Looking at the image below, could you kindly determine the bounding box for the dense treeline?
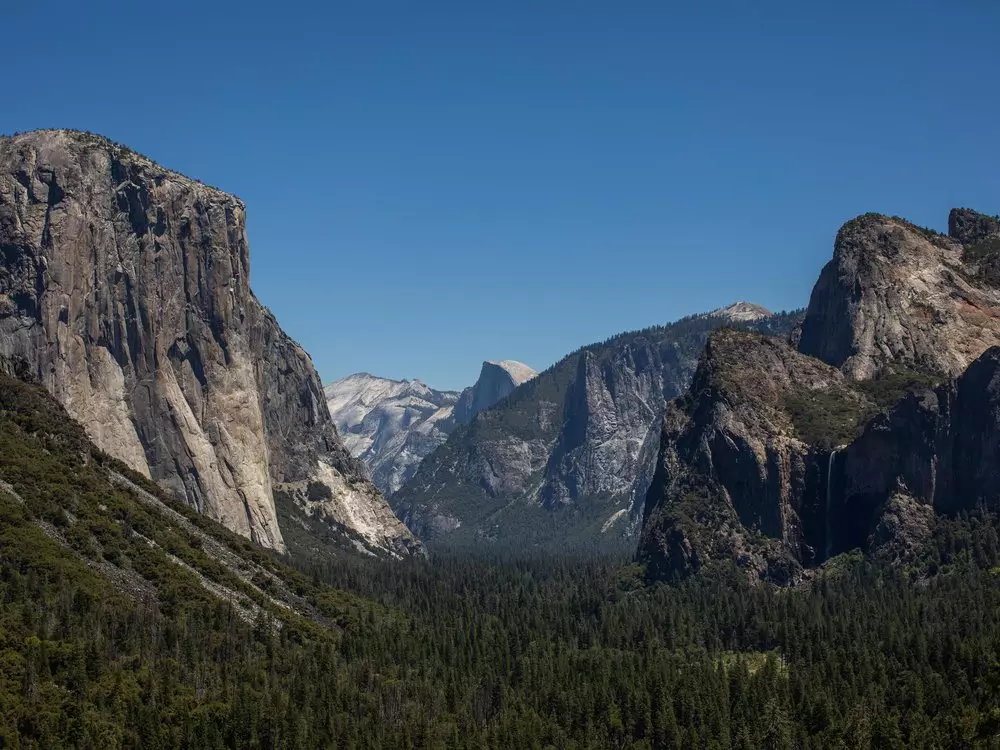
[4,372,1000,747]
[5,513,1000,747]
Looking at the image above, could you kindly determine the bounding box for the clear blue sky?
[5,1,998,390]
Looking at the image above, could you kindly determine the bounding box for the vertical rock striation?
[640,209,1000,582]
[392,306,801,550]
[0,129,418,555]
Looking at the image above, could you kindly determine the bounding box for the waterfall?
[824,449,837,560]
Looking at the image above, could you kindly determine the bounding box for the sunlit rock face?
[452,360,537,424]
[0,129,419,556]
[798,211,1000,380]
[326,361,537,499]
[325,373,461,496]
[392,306,802,551]
[640,209,1000,584]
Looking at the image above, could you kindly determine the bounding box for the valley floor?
[5,510,1000,747]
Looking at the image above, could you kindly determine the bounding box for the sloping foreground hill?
[0,362,404,745]
[392,305,800,552]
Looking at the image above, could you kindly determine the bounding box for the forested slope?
[4,364,1000,747]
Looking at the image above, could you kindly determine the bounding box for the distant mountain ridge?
[703,301,772,322]
[326,360,536,496]
[391,303,802,551]
[325,374,461,496]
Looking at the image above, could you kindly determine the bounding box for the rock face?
[0,129,419,556]
[392,306,801,550]
[452,360,536,424]
[705,301,772,322]
[798,212,1000,380]
[637,329,878,583]
[640,335,1000,583]
[640,209,1000,582]
[325,373,461,496]
[324,362,535,498]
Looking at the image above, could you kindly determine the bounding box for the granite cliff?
[325,361,534,497]
[452,360,537,424]
[392,305,800,550]
[0,129,419,556]
[639,209,1000,582]
[798,211,1000,379]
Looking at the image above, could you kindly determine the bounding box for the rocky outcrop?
[325,373,461,496]
[0,129,419,556]
[637,329,875,583]
[949,207,1000,246]
[798,211,1000,380]
[640,209,1000,583]
[705,301,772,322]
[392,307,801,550]
[837,345,1000,516]
[452,360,536,424]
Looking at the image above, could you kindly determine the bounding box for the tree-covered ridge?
[392,310,804,552]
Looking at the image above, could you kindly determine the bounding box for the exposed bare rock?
[325,373,460,496]
[324,363,535,499]
[453,360,537,424]
[0,129,419,556]
[393,308,802,551]
[798,211,1000,379]
[704,301,772,322]
[637,329,875,583]
[949,207,1000,247]
[640,316,1000,583]
[324,362,540,499]
[868,493,935,567]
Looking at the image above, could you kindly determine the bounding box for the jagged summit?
[639,206,1000,585]
[338,371,425,385]
[392,307,800,549]
[326,362,536,497]
[324,373,461,496]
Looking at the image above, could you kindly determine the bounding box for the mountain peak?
[0,128,419,557]
[705,302,772,322]
[799,209,1000,380]
[324,374,462,496]
[484,359,537,385]
[3,128,238,204]
[453,360,537,425]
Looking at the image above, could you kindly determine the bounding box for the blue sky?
[5,1,998,390]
